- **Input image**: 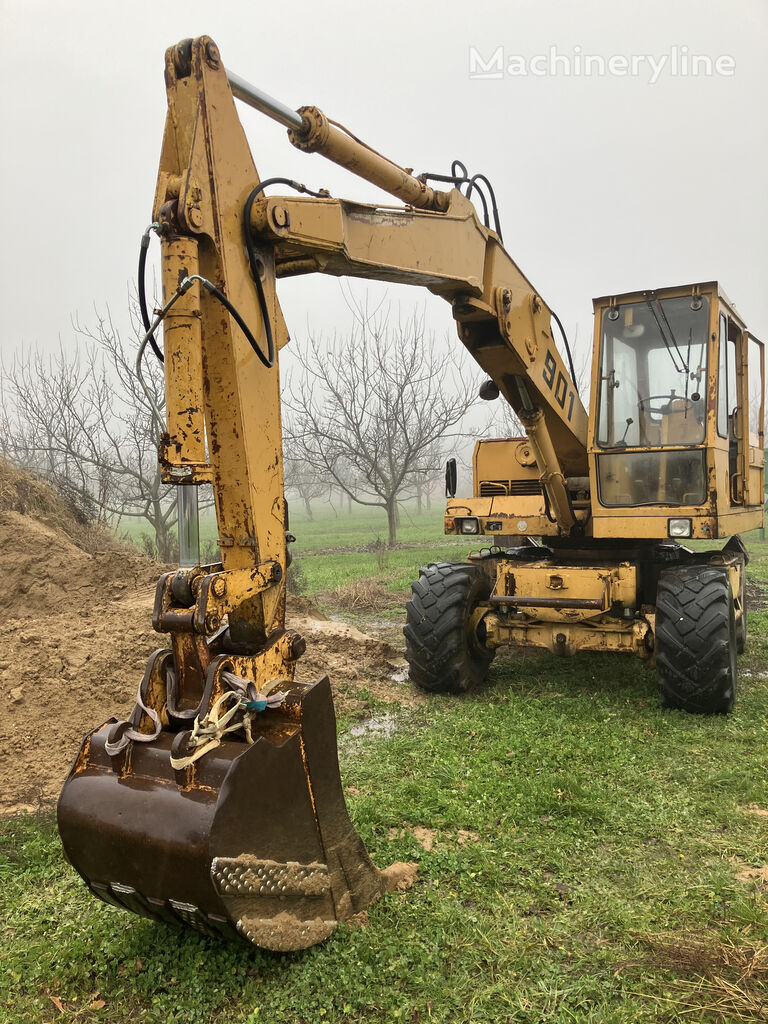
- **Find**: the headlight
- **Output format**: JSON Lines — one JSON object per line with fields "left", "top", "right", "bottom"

{"left": 459, "top": 517, "right": 480, "bottom": 535}
{"left": 668, "top": 518, "right": 692, "bottom": 538}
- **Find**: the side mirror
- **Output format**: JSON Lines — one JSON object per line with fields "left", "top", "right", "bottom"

{"left": 478, "top": 379, "right": 500, "bottom": 401}
{"left": 445, "top": 457, "right": 457, "bottom": 498}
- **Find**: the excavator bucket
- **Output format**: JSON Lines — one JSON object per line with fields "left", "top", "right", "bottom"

{"left": 58, "top": 643, "right": 385, "bottom": 951}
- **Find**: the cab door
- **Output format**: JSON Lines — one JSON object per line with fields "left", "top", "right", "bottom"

{"left": 718, "top": 314, "right": 747, "bottom": 505}
{"left": 745, "top": 333, "right": 765, "bottom": 507}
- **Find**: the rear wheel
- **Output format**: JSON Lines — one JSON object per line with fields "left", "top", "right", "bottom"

{"left": 404, "top": 562, "right": 494, "bottom": 694}
{"left": 655, "top": 565, "right": 736, "bottom": 714}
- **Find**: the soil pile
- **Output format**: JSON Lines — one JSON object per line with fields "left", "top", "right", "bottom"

{"left": 0, "top": 460, "right": 87, "bottom": 536}
{"left": 0, "top": 511, "right": 163, "bottom": 620}
{"left": 0, "top": 460, "right": 122, "bottom": 554}
{"left": 1, "top": 465, "right": 413, "bottom": 814}
{"left": 294, "top": 616, "right": 417, "bottom": 712}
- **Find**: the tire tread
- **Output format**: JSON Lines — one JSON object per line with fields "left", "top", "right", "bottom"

{"left": 656, "top": 564, "right": 736, "bottom": 714}
{"left": 404, "top": 562, "right": 494, "bottom": 694}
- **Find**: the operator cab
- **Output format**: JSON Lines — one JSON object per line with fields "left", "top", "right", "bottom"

{"left": 589, "top": 282, "right": 764, "bottom": 539}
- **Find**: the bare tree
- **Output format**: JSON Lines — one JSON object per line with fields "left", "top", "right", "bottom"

{"left": 410, "top": 458, "right": 443, "bottom": 514}
{"left": 0, "top": 306, "right": 184, "bottom": 560}
{"left": 283, "top": 453, "right": 328, "bottom": 521}
{"left": 284, "top": 305, "right": 478, "bottom": 546}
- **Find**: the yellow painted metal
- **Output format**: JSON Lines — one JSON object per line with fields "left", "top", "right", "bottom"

{"left": 158, "top": 237, "right": 212, "bottom": 484}
{"left": 249, "top": 190, "right": 590, "bottom": 484}
{"left": 473, "top": 437, "right": 539, "bottom": 494}
{"left": 483, "top": 612, "right": 652, "bottom": 659}
{"left": 152, "top": 562, "right": 283, "bottom": 637}
{"left": 147, "top": 38, "right": 763, "bottom": 681}
{"left": 250, "top": 194, "right": 485, "bottom": 293}
{"left": 494, "top": 563, "right": 637, "bottom": 622}
{"left": 452, "top": 282, "right": 762, "bottom": 543}
{"left": 517, "top": 407, "right": 575, "bottom": 532}
{"left": 745, "top": 334, "right": 765, "bottom": 507}
{"left": 287, "top": 107, "right": 451, "bottom": 211}
{"left": 587, "top": 281, "right": 764, "bottom": 541}
{"left": 154, "top": 37, "right": 290, "bottom": 643}
{"left": 444, "top": 496, "right": 585, "bottom": 539}
{"left": 149, "top": 34, "right": 591, "bottom": 666}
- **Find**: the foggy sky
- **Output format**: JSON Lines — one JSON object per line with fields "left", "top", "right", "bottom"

{"left": 1, "top": 0, "right": 765, "bottom": 380}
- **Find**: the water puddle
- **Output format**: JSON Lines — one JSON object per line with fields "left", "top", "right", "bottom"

{"left": 348, "top": 713, "right": 398, "bottom": 739}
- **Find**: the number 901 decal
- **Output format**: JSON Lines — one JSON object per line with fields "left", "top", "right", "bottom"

{"left": 542, "top": 351, "right": 575, "bottom": 420}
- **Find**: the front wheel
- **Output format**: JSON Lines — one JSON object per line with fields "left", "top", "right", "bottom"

{"left": 404, "top": 562, "right": 494, "bottom": 694}
{"left": 655, "top": 565, "right": 736, "bottom": 714}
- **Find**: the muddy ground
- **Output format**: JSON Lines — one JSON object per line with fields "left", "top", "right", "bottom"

{"left": 0, "top": 469, "right": 420, "bottom": 815}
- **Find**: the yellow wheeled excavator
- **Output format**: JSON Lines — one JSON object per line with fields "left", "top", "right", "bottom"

{"left": 407, "top": 278, "right": 764, "bottom": 715}
{"left": 58, "top": 35, "right": 764, "bottom": 952}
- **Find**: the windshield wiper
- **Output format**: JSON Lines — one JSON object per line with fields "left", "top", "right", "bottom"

{"left": 643, "top": 292, "right": 688, "bottom": 374}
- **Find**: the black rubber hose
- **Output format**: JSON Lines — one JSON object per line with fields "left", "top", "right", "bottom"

{"left": 551, "top": 309, "right": 578, "bottom": 394}
{"left": 465, "top": 173, "right": 503, "bottom": 242}
{"left": 465, "top": 175, "right": 490, "bottom": 228}
{"left": 242, "top": 177, "right": 329, "bottom": 369}
{"left": 542, "top": 484, "right": 557, "bottom": 524}
{"left": 192, "top": 276, "right": 275, "bottom": 369}
{"left": 138, "top": 227, "right": 165, "bottom": 363}
{"left": 417, "top": 159, "right": 470, "bottom": 187}
{"left": 451, "top": 159, "right": 469, "bottom": 182}
{"left": 417, "top": 160, "right": 504, "bottom": 240}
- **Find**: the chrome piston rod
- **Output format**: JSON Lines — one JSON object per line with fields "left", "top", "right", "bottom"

{"left": 226, "top": 71, "right": 303, "bottom": 130}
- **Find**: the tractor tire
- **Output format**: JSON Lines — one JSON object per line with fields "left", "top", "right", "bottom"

{"left": 655, "top": 565, "right": 736, "bottom": 714}
{"left": 404, "top": 562, "right": 495, "bottom": 694}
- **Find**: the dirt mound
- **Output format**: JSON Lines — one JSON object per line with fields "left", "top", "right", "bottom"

{"left": 0, "top": 511, "right": 162, "bottom": 619}
{"left": 294, "top": 616, "right": 419, "bottom": 712}
{"left": 0, "top": 459, "right": 120, "bottom": 553}
{"left": 286, "top": 594, "right": 328, "bottom": 620}
{"left": 1, "top": 473, "right": 413, "bottom": 814}
{"left": 0, "top": 460, "right": 85, "bottom": 530}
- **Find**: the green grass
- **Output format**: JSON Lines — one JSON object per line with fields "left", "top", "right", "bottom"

{"left": 3, "top": 520, "right": 768, "bottom": 1023}
{"left": 117, "top": 502, "right": 471, "bottom": 588}
{"left": 115, "top": 499, "right": 446, "bottom": 549}
{"left": 290, "top": 502, "right": 444, "bottom": 550}
{"left": 288, "top": 504, "right": 474, "bottom": 594}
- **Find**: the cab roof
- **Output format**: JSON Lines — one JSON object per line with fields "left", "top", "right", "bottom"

{"left": 592, "top": 281, "right": 747, "bottom": 330}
